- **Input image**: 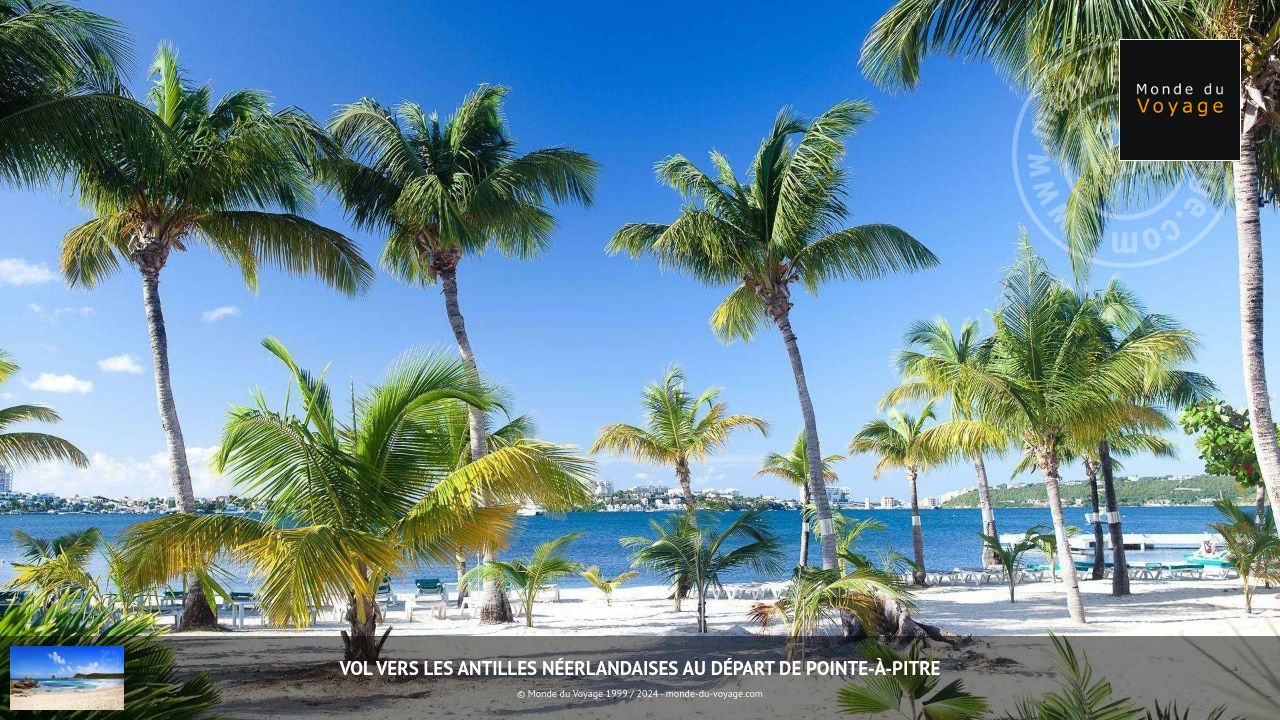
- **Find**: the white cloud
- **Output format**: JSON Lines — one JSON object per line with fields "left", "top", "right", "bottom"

{"left": 28, "top": 303, "right": 94, "bottom": 322}
{"left": 26, "top": 372, "right": 93, "bottom": 394}
{"left": 98, "top": 354, "right": 143, "bottom": 374}
{"left": 75, "top": 662, "right": 108, "bottom": 676}
{"left": 0, "top": 392, "right": 12, "bottom": 400}
{"left": 48, "top": 651, "right": 65, "bottom": 665}
{"left": 201, "top": 306, "right": 240, "bottom": 322}
{"left": 0, "top": 258, "right": 55, "bottom": 286}
{"left": 634, "top": 472, "right": 651, "bottom": 481}
{"left": 18, "top": 447, "right": 226, "bottom": 498}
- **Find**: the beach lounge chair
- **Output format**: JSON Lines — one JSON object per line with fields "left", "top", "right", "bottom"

{"left": 374, "top": 581, "right": 396, "bottom": 611}
{"left": 1160, "top": 563, "right": 1203, "bottom": 580}
{"left": 515, "top": 584, "right": 561, "bottom": 603}
{"left": 414, "top": 578, "right": 447, "bottom": 603}
{"left": 0, "top": 590, "right": 27, "bottom": 615}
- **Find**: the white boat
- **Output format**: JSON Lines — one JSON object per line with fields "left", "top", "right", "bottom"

{"left": 517, "top": 503, "right": 544, "bottom": 517}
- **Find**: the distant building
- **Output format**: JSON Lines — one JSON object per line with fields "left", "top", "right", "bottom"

{"left": 863, "top": 497, "right": 873, "bottom": 510}
{"left": 924, "top": 496, "right": 940, "bottom": 509}
{"left": 0, "top": 465, "right": 11, "bottom": 494}
{"left": 825, "top": 486, "right": 851, "bottom": 505}
{"left": 593, "top": 479, "right": 614, "bottom": 496}
{"left": 879, "top": 495, "right": 900, "bottom": 509}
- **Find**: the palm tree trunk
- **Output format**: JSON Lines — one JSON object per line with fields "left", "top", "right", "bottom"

{"left": 799, "top": 483, "right": 810, "bottom": 567}
{"left": 1035, "top": 447, "right": 1086, "bottom": 623}
{"left": 1256, "top": 484, "right": 1267, "bottom": 521}
{"left": 341, "top": 595, "right": 388, "bottom": 661}
{"left": 675, "top": 457, "right": 696, "bottom": 518}
{"left": 973, "top": 452, "right": 998, "bottom": 567}
{"left": 438, "top": 261, "right": 513, "bottom": 624}
{"left": 1234, "top": 127, "right": 1280, "bottom": 525}
{"left": 1083, "top": 458, "right": 1106, "bottom": 580}
{"left": 1098, "top": 440, "right": 1129, "bottom": 596}
{"left": 771, "top": 309, "right": 837, "bottom": 570}
{"left": 141, "top": 269, "right": 215, "bottom": 630}
{"left": 907, "top": 467, "right": 926, "bottom": 586}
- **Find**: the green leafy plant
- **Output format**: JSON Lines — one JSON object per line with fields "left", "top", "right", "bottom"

{"left": 581, "top": 566, "right": 638, "bottom": 606}
{"left": 467, "top": 532, "right": 585, "bottom": 627}
{"left": 624, "top": 509, "right": 784, "bottom": 633}
{"left": 1209, "top": 499, "right": 1280, "bottom": 614}
{"left": 837, "top": 641, "right": 987, "bottom": 720}
{"left": 1181, "top": 400, "right": 1271, "bottom": 512}
{"left": 979, "top": 527, "right": 1042, "bottom": 603}
{"left": 0, "top": 592, "right": 220, "bottom": 718}
{"left": 749, "top": 566, "right": 908, "bottom": 660}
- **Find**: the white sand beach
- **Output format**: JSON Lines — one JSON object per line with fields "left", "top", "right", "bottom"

{"left": 9, "top": 684, "right": 125, "bottom": 711}
{"left": 170, "top": 576, "right": 1280, "bottom": 638}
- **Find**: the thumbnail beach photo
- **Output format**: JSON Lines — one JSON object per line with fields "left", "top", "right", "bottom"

{"left": 8, "top": 646, "right": 124, "bottom": 711}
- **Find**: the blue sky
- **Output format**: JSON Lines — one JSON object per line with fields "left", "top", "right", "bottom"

{"left": 10, "top": 646, "right": 123, "bottom": 679}
{"left": 0, "top": 1, "right": 1272, "bottom": 502}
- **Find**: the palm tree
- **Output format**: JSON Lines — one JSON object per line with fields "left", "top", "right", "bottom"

{"left": 623, "top": 509, "right": 785, "bottom": 633}
{"left": 1210, "top": 499, "right": 1280, "bottom": 614}
{"left": 750, "top": 566, "right": 908, "bottom": 660}
{"left": 609, "top": 101, "right": 938, "bottom": 570}
{"left": 0, "top": 349, "right": 88, "bottom": 471}
{"left": 848, "top": 403, "right": 937, "bottom": 586}
{"left": 581, "top": 566, "right": 638, "bottom": 606}
{"left": 119, "top": 338, "right": 592, "bottom": 659}
{"left": 7, "top": 527, "right": 100, "bottom": 598}
{"left": 882, "top": 317, "right": 1005, "bottom": 567}
{"left": 757, "top": 431, "right": 844, "bottom": 567}
{"left": 326, "top": 85, "right": 597, "bottom": 624}
{"left": 59, "top": 44, "right": 371, "bottom": 628}
{"left": 978, "top": 528, "right": 1043, "bottom": 603}
{"left": 838, "top": 642, "right": 988, "bottom": 720}
{"left": 0, "top": 0, "right": 138, "bottom": 184}
{"left": 862, "top": 0, "right": 1280, "bottom": 537}
{"left": 593, "top": 365, "right": 768, "bottom": 518}
{"left": 467, "top": 532, "right": 583, "bottom": 627}
{"left": 917, "top": 239, "right": 1199, "bottom": 623}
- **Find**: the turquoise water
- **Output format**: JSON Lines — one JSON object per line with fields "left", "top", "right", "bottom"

{"left": 17, "top": 678, "right": 123, "bottom": 694}
{"left": 0, "top": 506, "right": 1227, "bottom": 593}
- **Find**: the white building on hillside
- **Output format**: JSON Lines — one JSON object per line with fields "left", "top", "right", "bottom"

{"left": 0, "top": 465, "right": 11, "bottom": 494}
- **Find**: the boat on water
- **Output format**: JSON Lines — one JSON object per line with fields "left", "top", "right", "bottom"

{"left": 517, "top": 503, "right": 544, "bottom": 517}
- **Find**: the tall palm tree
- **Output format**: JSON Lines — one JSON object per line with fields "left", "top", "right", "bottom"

{"left": 326, "top": 85, "right": 597, "bottom": 623}
{"left": 120, "top": 338, "right": 592, "bottom": 660}
{"left": 0, "top": 349, "right": 88, "bottom": 471}
{"left": 862, "top": 0, "right": 1280, "bottom": 536}
{"left": 0, "top": 0, "right": 137, "bottom": 184}
{"left": 848, "top": 403, "right": 938, "bottom": 586}
{"left": 918, "top": 239, "right": 1200, "bottom": 623}
{"left": 58, "top": 44, "right": 371, "bottom": 627}
{"left": 592, "top": 365, "right": 767, "bottom": 518}
{"left": 882, "top": 317, "right": 1006, "bottom": 566}
{"left": 609, "top": 101, "right": 938, "bottom": 569}
{"left": 756, "top": 431, "right": 844, "bottom": 567}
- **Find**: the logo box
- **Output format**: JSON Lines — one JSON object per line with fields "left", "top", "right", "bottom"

{"left": 1119, "top": 39, "right": 1240, "bottom": 161}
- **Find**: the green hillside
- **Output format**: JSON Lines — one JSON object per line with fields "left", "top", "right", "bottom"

{"left": 941, "top": 474, "right": 1241, "bottom": 508}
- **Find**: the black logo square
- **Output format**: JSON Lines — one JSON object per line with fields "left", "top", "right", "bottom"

{"left": 1119, "top": 39, "right": 1240, "bottom": 161}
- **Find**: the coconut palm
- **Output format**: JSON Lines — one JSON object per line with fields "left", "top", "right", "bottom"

{"left": 581, "top": 566, "right": 638, "bottom": 606}
{"left": 594, "top": 365, "right": 767, "bottom": 519}
{"left": 757, "top": 431, "right": 844, "bottom": 567}
{"left": 119, "top": 338, "right": 592, "bottom": 660}
{"left": 1210, "top": 499, "right": 1280, "bottom": 614}
{"left": 326, "top": 85, "right": 596, "bottom": 623}
{"left": 862, "top": 0, "right": 1280, "bottom": 538}
{"left": 609, "top": 101, "right": 937, "bottom": 570}
{"left": 0, "top": 0, "right": 138, "bottom": 184}
{"left": 59, "top": 44, "right": 371, "bottom": 628}
{"left": 838, "top": 641, "right": 988, "bottom": 720}
{"left": 624, "top": 509, "right": 785, "bottom": 633}
{"left": 917, "top": 239, "right": 1200, "bottom": 623}
{"left": 0, "top": 349, "right": 88, "bottom": 471}
{"left": 7, "top": 527, "right": 100, "bottom": 598}
{"left": 882, "top": 317, "right": 1006, "bottom": 567}
{"left": 848, "top": 402, "right": 938, "bottom": 586}
{"left": 749, "top": 566, "right": 908, "bottom": 660}
{"left": 467, "top": 532, "right": 584, "bottom": 627}
{"left": 979, "top": 527, "right": 1043, "bottom": 603}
